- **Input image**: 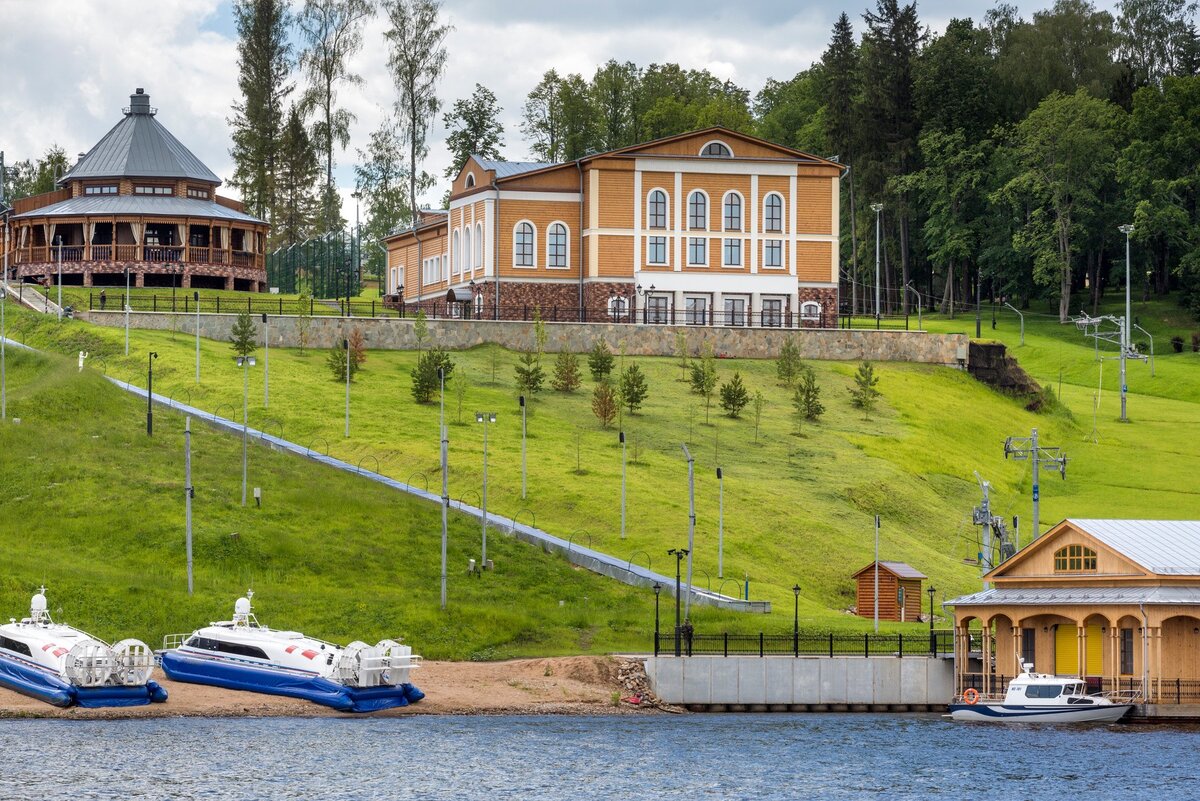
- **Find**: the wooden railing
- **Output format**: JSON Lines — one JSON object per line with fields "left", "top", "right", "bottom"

{"left": 11, "top": 188, "right": 71, "bottom": 215}
{"left": 6, "top": 244, "right": 264, "bottom": 270}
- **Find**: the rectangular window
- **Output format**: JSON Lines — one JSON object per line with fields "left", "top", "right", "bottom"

{"left": 187, "top": 187, "right": 210, "bottom": 199}
{"left": 1120, "top": 628, "right": 1134, "bottom": 674}
{"left": 763, "top": 239, "right": 783, "bottom": 268}
{"left": 134, "top": 185, "right": 174, "bottom": 196}
{"left": 84, "top": 185, "right": 117, "bottom": 195}
{"left": 1021, "top": 628, "right": 1036, "bottom": 667}
{"left": 685, "top": 296, "right": 707, "bottom": 326}
{"left": 723, "top": 297, "right": 745, "bottom": 327}
{"left": 762, "top": 298, "right": 783, "bottom": 327}
{"left": 687, "top": 237, "right": 706, "bottom": 266}
{"left": 723, "top": 238, "right": 741, "bottom": 266}
{"left": 648, "top": 236, "right": 667, "bottom": 265}
{"left": 647, "top": 295, "right": 669, "bottom": 325}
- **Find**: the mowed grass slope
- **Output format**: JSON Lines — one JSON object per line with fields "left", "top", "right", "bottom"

{"left": 8, "top": 295, "right": 1199, "bottom": 633}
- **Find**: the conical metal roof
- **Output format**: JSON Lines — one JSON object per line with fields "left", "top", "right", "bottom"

{"left": 60, "top": 89, "right": 220, "bottom": 186}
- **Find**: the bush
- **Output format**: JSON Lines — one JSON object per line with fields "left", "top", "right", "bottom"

{"left": 794, "top": 366, "right": 824, "bottom": 421}
{"left": 588, "top": 339, "right": 615, "bottom": 381}
{"left": 410, "top": 348, "right": 453, "bottom": 403}
{"left": 776, "top": 338, "right": 802, "bottom": 387}
{"left": 719, "top": 372, "right": 749, "bottom": 418}
{"left": 848, "top": 361, "right": 881, "bottom": 419}
{"left": 514, "top": 350, "right": 545, "bottom": 394}
{"left": 618, "top": 363, "right": 649, "bottom": 413}
{"left": 348, "top": 328, "right": 367, "bottom": 369}
{"left": 551, "top": 351, "right": 582, "bottom": 392}
{"left": 327, "top": 345, "right": 360, "bottom": 382}
{"left": 591, "top": 380, "right": 617, "bottom": 428}
{"left": 690, "top": 344, "right": 719, "bottom": 423}
{"left": 1171, "top": 335, "right": 1184, "bottom": 353}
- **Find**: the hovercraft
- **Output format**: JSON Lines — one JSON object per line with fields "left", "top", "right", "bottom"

{"left": 0, "top": 587, "right": 167, "bottom": 707}
{"left": 159, "top": 591, "right": 423, "bottom": 713}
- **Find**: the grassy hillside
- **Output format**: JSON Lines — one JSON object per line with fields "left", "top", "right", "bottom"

{"left": 6, "top": 295, "right": 1198, "bottom": 637}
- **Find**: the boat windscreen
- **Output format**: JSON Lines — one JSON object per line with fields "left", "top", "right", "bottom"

{"left": 1024, "top": 684, "right": 1063, "bottom": 699}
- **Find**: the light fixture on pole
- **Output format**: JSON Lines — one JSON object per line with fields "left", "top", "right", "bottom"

{"left": 343, "top": 338, "right": 350, "bottom": 437}
{"left": 146, "top": 351, "right": 158, "bottom": 436}
{"left": 870, "top": 203, "right": 883, "bottom": 319}
{"left": 236, "top": 354, "right": 256, "bottom": 506}
{"left": 652, "top": 581, "right": 662, "bottom": 656}
{"left": 193, "top": 290, "right": 200, "bottom": 384}
{"left": 185, "top": 416, "right": 194, "bottom": 595}
{"left": 1003, "top": 428, "right": 1066, "bottom": 539}
{"left": 716, "top": 466, "right": 724, "bottom": 579}
{"left": 927, "top": 584, "right": 936, "bottom": 639}
{"left": 55, "top": 235, "right": 62, "bottom": 321}
{"left": 1119, "top": 222, "right": 1134, "bottom": 420}
{"left": 519, "top": 395, "right": 527, "bottom": 499}
{"left": 439, "top": 367, "right": 449, "bottom": 609}
{"left": 667, "top": 547, "right": 688, "bottom": 657}
{"left": 619, "top": 431, "right": 627, "bottom": 540}
{"left": 792, "top": 584, "right": 801, "bottom": 656}
{"left": 124, "top": 266, "right": 130, "bottom": 356}
{"left": 905, "top": 281, "right": 922, "bottom": 330}
{"left": 0, "top": 285, "right": 6, "bottom": 420}
{"left": 873, "top": 514, "right": 880, "bottom": 633}
{"left": 476, "top": 411, "right": 496, "bottom": 567}
{"left": 681, "top": 444, "right": 696, "bottom": 623}
{"left": 261, "top": 313, "right": 269, "bottom": 408}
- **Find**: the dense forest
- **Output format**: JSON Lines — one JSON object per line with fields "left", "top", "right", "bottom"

{"left": 5, "top": 0, "right": 1198, "bottom": 319}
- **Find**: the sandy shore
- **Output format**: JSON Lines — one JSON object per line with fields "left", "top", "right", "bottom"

{"left": 0, "top": 656, "right": 666, "bottom": 719}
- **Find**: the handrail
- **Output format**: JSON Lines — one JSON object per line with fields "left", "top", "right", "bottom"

{"left": 1003, "top": 302, "right": 1025, "bottom": 346}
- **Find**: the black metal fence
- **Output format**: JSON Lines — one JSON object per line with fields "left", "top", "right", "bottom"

{"left": 89, "top": 293, "right": 400, "bottom": 318}
{"left": 654, "top": 630, "right": 954, "bottom": 658}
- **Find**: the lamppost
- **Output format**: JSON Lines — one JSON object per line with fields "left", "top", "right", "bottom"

{"left": 905, "top": 280, "right": 922, "bottom": 330}
{"left": 793, "top": 583, "right": 801, "bottom": 655}
{"left": 0, "top": 285, "right": 6, "bottom": 420}
{"left": 236, "top": 354, "right": 256, "bottom": 506}
{"left": 261, "top": 313, "right": 269, "bottom": 408}
{"left": 193, "top": 291, "right": 200, "bottom": 384}
{"left": 652, "top": 581, "right": 662, "bottom": 655}
{"left": 716, "top": 466, "right": 724, "bottom": 578}
{"left": 927, "top": 585, "right": 937, "bottom": 636}
{"left": 975, "top": 267, "right": 983, "bottom": 338}
{"left": 476, "top": 411, "right": 496, "bottom": 567}
{"left": 667, "top": 547, "right": 688, "bottom": 657}
{"left": 619, "top": 431, "right": 626, "bottom": 540}
{"left": 55, "top": 235, "right": 62, "bottom": 321}
{"left": 870, "top": 203, "right": 883, "bottom": 319}
{"left": 185, "top": 416, "right": 194, "bottom": 595}
{"left": 343, "top": 337, "right": 350, "bottom": 437}
{"left": 124, "top": 266, "right": 130, "bottom": 356}
{"left": 171, "top": 263, "right": 180, "bottom": 310}
{"left": 635, "top": 282, "right": 656, "bottom": 324}
{"left": 1118, "top": 223, "right": 1134, "bottom": 422}
{"left": 146, "top": 351, "right": 158, "bottom": 436}
{"left": 519, "top": 395, "right": 527, "bottom": 499}
{"left": 439, "top": 366, "right": 449, "bottom": 609}
{"left": 681, "top": 444, "right": 696, "bottom": 622}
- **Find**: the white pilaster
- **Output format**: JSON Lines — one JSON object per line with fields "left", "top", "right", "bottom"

{"left": 673, "top": 172, "right": 682, "bottom": 272}
{"left": 749, "top": 175, "right": 758, "bottom": 275}
{"left": 788, "top": 175, "right": 797, "bottom": 276}
{"left": 633, "top": 169, "right": 642, "bottom": 276}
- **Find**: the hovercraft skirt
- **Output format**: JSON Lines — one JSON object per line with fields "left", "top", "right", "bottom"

{"left": 0, "top": 655, "right": 166, "bottom": 708}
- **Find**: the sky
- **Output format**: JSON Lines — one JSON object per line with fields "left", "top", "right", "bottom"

{"left": 0, "top": 0, "right": 1120, "bottom": 223}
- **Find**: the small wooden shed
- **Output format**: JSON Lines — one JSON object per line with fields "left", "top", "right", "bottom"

{"left": 853, "top": 561, "right": 927, "bottom": 622}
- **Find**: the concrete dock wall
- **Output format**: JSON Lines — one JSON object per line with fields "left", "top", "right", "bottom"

{"left": 644, "top": 656, "right": 954, "bottom": 711}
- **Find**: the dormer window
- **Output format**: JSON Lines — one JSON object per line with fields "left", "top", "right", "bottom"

{"left": 84, "top": 185, "right": 117, "bottom": 195}
{"left": 187, "top": 186, "right": 210, "bottom": 200}
{"left": 1054, "top": 544, "right": 1097, "bottom": 572}
{"left": 466, "top": 172, "right": 476, "bottom": 188}
{"left": 701, "top": 141, "right": 733, "bottom": 158}
{"left": 135, "top": 185, "right": 173, "bottom": 196}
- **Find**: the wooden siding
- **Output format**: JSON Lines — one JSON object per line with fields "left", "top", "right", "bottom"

{"left": 633, "top": 132, "right": 798, "bottom": 160}
{"left": 497, "top": 200, "right": 581, "bottom": 277}
{"left": 500, "top": 164, "right": 580, "bottom": 192}
{"left": 795, "top": 241, "right": 834, "bottom": 282}
{"left": 795, "top": 177, "right": 833, "bottom": 234}
{"left": 855, "top": 569, "right": 923, "bottom": 622}
{"left": 992, "top": 524, "right": 1149, "bottom": 583}
{"left": 596, "top": 170, "right": 634, "bottom": 229}
{"left": 597, "top": 235, "right": 634, "bottom": 278}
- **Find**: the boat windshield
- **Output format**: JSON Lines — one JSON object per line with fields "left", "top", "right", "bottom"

{"left": 1024, "top": 684, "right": 1063, "bottom": 699}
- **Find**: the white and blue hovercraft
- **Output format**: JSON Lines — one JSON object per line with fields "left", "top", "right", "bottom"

{"left": 0, "top": 587, "right": 167, "bottom": 708}
{"left": 160, "top": 592, "right": 423, "bottom": 713}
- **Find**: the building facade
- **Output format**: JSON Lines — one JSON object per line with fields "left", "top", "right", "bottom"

{"left": 384, "top": 128, "right": 845, "bottom": 328}
{"left": 853, "top": 561, "right": 927, "bottom": 623}
{"left": 949, "top": 519, "right": 1200, "bottom": 704}
{"left": 3, "top": 89, "right": 268, "bottom": 292}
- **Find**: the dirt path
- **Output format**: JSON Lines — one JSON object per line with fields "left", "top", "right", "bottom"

{"left": 0, "top": 656, "right": 662, "bottom": 719}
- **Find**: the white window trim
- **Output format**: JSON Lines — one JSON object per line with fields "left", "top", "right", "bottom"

{"left": 463, "top": 227, "right": 472, "bottom": 276}
{"left": 452, "top": 229, "right": 461, "bottom": 276}
{"left": 475, "top": 222, "right": 484, "bottom": 268}
{"left": 762, "top": 238, "right": 785, "bottom": 269}
{"left": 608, "top": 295, "right": 629, "bottom": 320}
{"left": 763, "top": 192, "right": 785, "bottom": 234}
{"left": 513, "top": 220, "right": 537, "bottom": 269}
{"left": 646, "top": 187, "right": 670, "bottom": 230}
{"left": 800, "top": 301, "right": 822, "bottom": 320}
{"left": 687, "top": 189, "right": 710, "bottom": 232}
{"left": 647, "top": 235, "right": 669, "bottom": 266}
{"left": 721, "top": 190, "right": 744, "bottom": 233}
{"left": 465, "top": 171, "right": 477, "bottom": 189}
{"left": 699, "top": 139, "right": 735, "bottom": 158}
{"left": 722, "top": 237, "right": 743, "bottom": 267}
{"left": 687, "top": 236, "right": 708, "bottom": 267}
{"left": 546, "top": 220, "right": 570, "bottom": 270}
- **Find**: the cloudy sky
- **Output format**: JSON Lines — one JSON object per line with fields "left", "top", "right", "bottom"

{"left": 0, "top": 0, "right": 1117, "bottom": 221}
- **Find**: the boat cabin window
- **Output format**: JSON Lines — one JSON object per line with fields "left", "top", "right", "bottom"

{"left": 186, "top": 636, "right": 268, "bottom": 660}
{"left": 0, "top": 635, "right": 32, "bottom": 657}
{"left": 1024, "top": 684, "right": 1063, "bottom": 699}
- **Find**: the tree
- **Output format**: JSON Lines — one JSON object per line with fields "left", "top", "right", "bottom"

{"left": 327, "top": 342, "right": 361, "bottom": 381}
{"left": 4, "top": 146, "right": 69, "bottom": 200}
{"left": 355, "top": 120, "right": 414, "bottom": 281}
{"left": 821, "top": 12, "right": 860, "bottom": 160}
{"left": 551, "top": 351, "right": 582, "bottom": 392}
{"left": 384, "top": 0, "right": 452, "bottom": 224}
{"left": 795, "top": 366, "right": 825, "bottom": 421}
{"left": 618, "top": 363, "right": 649, "bottom": 413}
{"left": 230, "top": 311, "right": 258, "bottom": 358}
{"left": 273, "top": 104, "right": 321, "bottom": 246}
{"left": 719, "top": 372, "right": 749, "bottom": 418}
{"left": 412, "top": 309, "right": 429, "bottom": 350}
{"left": 849, "top": 361, "right": 882, "bottom": 419}
{"left": 590, "top": 60, "right": 641, "bottom": 150}
{"left": 522, "top": 70, "right": 565, "bottom": 161}
{"left": 591, "top": 380, "right": 617, "bottom": 429}
{"left": 452, "top": 367, "right": 467, "bottom": 423}
{"left": 443, "top": 83, "right": 504, "bottom": 178}
{"left": 776, "top": 338, "right": 803, "bottom": 387}
{"left": 348, "top": 327, "right": 367, "bottom": 369}
{"left": 410, "top": 347, "right": 452, "bottom": 402}
{"left": 297, "top": 0, "right": 373, "bottom": 231}
{"left": 295, "top": 289, "right": 313, "bottom": 353}
{"left": 229, "top": 0, "right": 292, "bottom": 223}
{"left": 514, "top": 350, "right": 545, "bottom": 394}
{"left": 588, "top": 338, "right": 615, "bottom": 381}
{"left": 752, "top": 390, "right": 766, "bottom": 444}
{"left": 689, "top": 343, "right": 718, "bottom": 423}
{"left": 674, "top": 329, "right": 689, "bottom": 382}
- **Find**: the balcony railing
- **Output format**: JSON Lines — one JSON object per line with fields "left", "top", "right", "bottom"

{"left": 7, "top": 245, "right": 264, "bottom": 270}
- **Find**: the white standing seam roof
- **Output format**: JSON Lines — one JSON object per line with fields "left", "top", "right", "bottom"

{"left": 12, "top": 195, "right": 263, "bottom": 224}
{"left": 879, "top": 561, "right": 927, "bottom": 580}
{"left": 1068, "top": 519, "right": 1200, "bottom": 575}
{"left": 474, "top": 158, "right": 558, "bottom": 178}
{"left": 949, "top": 586, "right": 1200, "bottom": 606}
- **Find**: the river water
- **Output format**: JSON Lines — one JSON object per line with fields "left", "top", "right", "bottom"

{"left": 1, "top": 714, "right": 1194, "bottom": 800}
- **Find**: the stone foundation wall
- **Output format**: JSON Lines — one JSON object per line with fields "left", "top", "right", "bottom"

{"left": 13, "top": 261, "right": 266, "bottom": 291}
{"left": 80, "top": 310, "right": 970, "bottom": 365}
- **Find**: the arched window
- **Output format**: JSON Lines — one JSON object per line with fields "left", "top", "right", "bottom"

{"left": 700, "top": 141, "right": 733, "bottom": 158}
{"left": 764, "top": 193, "right": 783, "bottom": 233}
{"left": 463, "top": 227, "right": 472, "bottom": 272}
{"left": 474, "top": 291, "right": 484, "bottom": 318}
{"left": 465, "top": 172, "right": 476, "bottom": 188}
{"left": 547, "top": 222, "right": 568, "bottom": 268}
{"left": 452, "top": 230, "right": 461, "bottom": 274}
{"left": 1054, "top": 545, "right": 1097, "bottom": 572}
{"left": 475, "top": 222, "right": 483, "bottom": 267}
{"left": 514, "top": 222, "right": 535, "bottom": 267}
{"left": 688, "top": 191, "right": 707, "bottom": 230}
{"left": 723, "top": 192, "right": 742, "bottom": 231}
{"left": 608, "top": 295, "right": 628, "bottom": 322}
{"left": 800, "top": 301, "right": 821, "bottom": 320}
{"left": 648, "top": 190, "right": 667, "bottom": 229}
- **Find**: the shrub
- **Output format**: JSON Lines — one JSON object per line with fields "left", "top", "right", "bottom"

{"left": 551, "top": 351, "right": 582, "bottom": 392}
{"left": 719, "top": 372, "right": 749, "bottom": 418}
{"left": 618, "top": 363, "right": 649, "bottom": 413}
{"left": 776, "top": 338, "right": 802, "bottom": 387}
{"left": 849, "top": 361, "right": 881, "bottom": 419}
{"left": 514, "top": 350, "right": 545, "bottom": 394}
{"left": 752, "top": 390, "right": 766, "bottom": 443}
{"left": 327, "top": 345, "right": 360, "bottom": 382}
{"left": 412, "top": 310, "right": 429, "bottom": 351}
{"left": 591, "top": 380, "right": 617, "bottom": 428}
{"left": 348, "top": 328, "right": 367, "bottom": 369}
{"left": 689, "top": 343, "right": 718, "bottom": 422}
{"left": 795, "top": 366, "right": 824, "bottom": 421}
{"left": 588, "top": 338, "right": 615, "bottom": 381}
{"left": 410, "top": 348, "right": 453, "bottom": 402}
{"left": 1192, "top": 332, "right": 1200, "bottom": 353}
{"left": 1171, "top": 335, "right": 1184, "bottom": 353}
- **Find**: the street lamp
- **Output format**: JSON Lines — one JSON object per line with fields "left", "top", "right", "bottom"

{"left": 193, "top": 290, "right": 200, "bottom": 384}
{"left": 236, "top": 354, "right": 256, "bottom": 505}
{"left": 439, "top": 366, "right": 449, "bottom": 609}
{"left": 652, "top": 581, "right": 662, "bottom": 655}
{"left": 261, "top": 313, "right": 269, "bottom": 408}
{"left": 1118, "top": 223, "right": 1134, "bottom": 422}
{"left": 146, "top": 351, "right": 158, "bottom": 435}
{"left": 343, "top": 338, "right": 350, "bottom": 437}
{"left": 793, "top": 583, "right": 801, "bottom": 655}
{"left": 0, "top": 285, "right": 6, "bottom": 420}
{"left": 124, "top": 266, "right": 130, "bottom": 356}
{"left": 619, "top": 431, "right": 626, "bottom": 540}
{"left": 519, "top": 395, "right": 527, "bottom": 499}
{"left": 681, "top": 444, "right": 696, "bottom": 622}
{"left": 927, "top": 585, "right": 937, "bottom": 636}
{"left": 476, "top": 411, "right": 496, "bottom": 567}
{"left": 905, "top": 280, "right": 922, "bottom": 330}
{"left": 870, "top": 203, "right": 883, "bottom": 319}
{"left": 667, "top": 547, "right": 688, "bottom": 657}
{"left": 716, "top": 466, "right": 724, "bottom": 578}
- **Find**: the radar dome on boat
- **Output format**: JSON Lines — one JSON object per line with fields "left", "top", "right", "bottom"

{"left": 234, "top": 597, "right": 251, "bottom": 616}
{"left": 31, "top": 593, "right": 47, "bottom": 613}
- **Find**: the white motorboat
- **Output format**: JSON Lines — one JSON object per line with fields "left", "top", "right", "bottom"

{"left": 949, "top": 663, "right": 1134, "bottom": 723}
{"left": 0, "top": 587, "right": 166, "bottom": 707}
{"left": 160, "top": 591, "right": 423, "bottom": 713}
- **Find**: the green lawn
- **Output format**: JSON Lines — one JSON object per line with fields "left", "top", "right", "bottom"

{"left": 7, "top": 295, "right": 1199, "bottom": 638}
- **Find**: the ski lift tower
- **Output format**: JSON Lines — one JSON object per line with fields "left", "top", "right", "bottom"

{"left": 972, "top": 472, "right": 1015, "bottom": 589}
{"left": 1003, "top": 428, "right": 1066, "bottom": 540}
{"left": 1074, "top": 312, "right": 1148, "bottom": 423}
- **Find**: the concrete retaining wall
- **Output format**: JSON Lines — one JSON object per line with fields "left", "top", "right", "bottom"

{"left": 644, "top": 656, "right": 955, "bottom": 711}
{"left": 79, "top": 310, "right": 969, "bottom": 365}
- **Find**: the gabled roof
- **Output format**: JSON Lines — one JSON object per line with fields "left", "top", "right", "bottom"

{"left": 950, "top": 586, "right": 1200, "bottom": 607}
{"left": 853, "top": 561, "right": 927, "bottom": 580}
{"left": 1066, "top": 519, "right": 1200, "bottom": 576}
{"left": 585, "top": 126, "right": 846, "bottom": 170}
{"left": 12, "top": 195, "right": 262, "bottom": 224}
{"left": 474, "top": 157, "right": 558, "bottom": 179}
{"left": 60, "top": 89, "right": 220, "bottom": 186}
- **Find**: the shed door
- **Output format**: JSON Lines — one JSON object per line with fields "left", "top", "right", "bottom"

{"left": 1055, "top": 625, "right": 1077, "bottom": 675}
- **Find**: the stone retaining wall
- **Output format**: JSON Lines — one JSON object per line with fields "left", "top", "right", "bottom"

{"left": 79, "top": 310, "right": 970, "bottom": 365}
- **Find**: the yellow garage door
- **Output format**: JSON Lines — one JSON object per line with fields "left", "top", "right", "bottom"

{"left": 1055, "top": 625, "right": 1104, "bottom": 675}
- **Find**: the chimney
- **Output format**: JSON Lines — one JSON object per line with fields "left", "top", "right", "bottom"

{"left": 128, "top": 88, "right": 153, "bottom": 116}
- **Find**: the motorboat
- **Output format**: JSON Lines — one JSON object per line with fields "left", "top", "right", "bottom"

{"left": 0, "top": 587, "right": 167, "bottom": 708}
{"left": 949, "top": 663, "right": 1134, "bottom": 723}
{"left": 159, "top": 591, "right": 423, "bottom": 713}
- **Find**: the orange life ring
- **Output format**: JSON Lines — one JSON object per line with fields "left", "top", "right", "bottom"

{"left": 963, "top": 688, "right": 980, "bottom": 705}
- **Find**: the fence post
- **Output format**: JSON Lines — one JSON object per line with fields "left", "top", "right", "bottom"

{"left": 759, "top": 632, "right": 764, "bottom": 658}
{"left": 794, "top": 628, "right": 799, "bottom": 658}
{"left": 279, "top": 298, "right": 283, "bottom": 315}
{"left": 724, "top": 632, "right": 728, "bottom": 658}
{"left": 829, "top": 632, "right": 834, "bottom": 658}
{"left": 153, "top": 296, "right": 157, "bottom": 312}
{"left": 372, "top": 301, "right": 376, "bottom": 318}
{"left": 310, "top": 298, "right": 314, "bottom": 316}
{"left": 216, "top": 297, "right": 220, "bottom": 314}
{"left": 654, "top": 633, "right": 658, "bottom": 658}
{"left": 1178, "top": 677, "right": 1182, "bottom": 704}
{"left": 248, "top": 297, "right": 251, "bottom": 313}
{"left": 864, "top": 633, "right": 869, "bottom": 658}
{"left": 899, "top": 633, "right": 903, "bottom": 658}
